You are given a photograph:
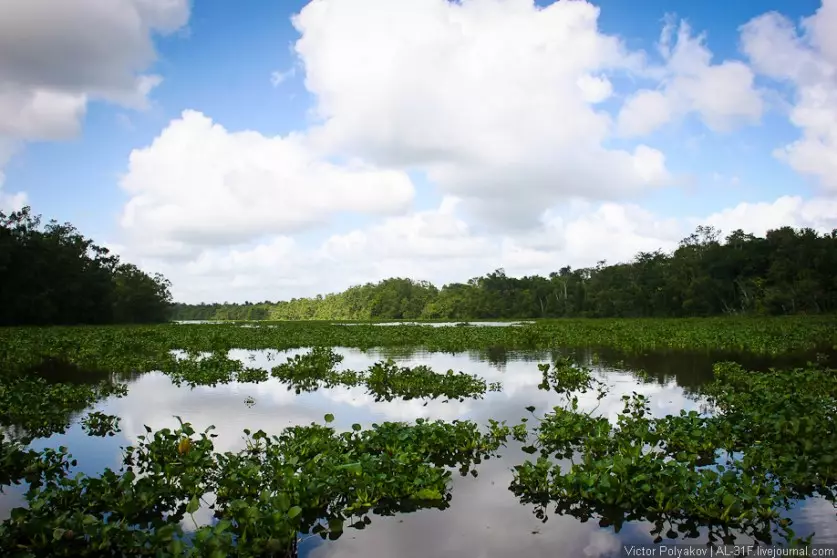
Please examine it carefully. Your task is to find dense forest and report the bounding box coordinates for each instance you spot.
[172,225,837,321]
[0,207,172,325]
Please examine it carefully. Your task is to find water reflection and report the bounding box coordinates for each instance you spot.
[2,346,835,555]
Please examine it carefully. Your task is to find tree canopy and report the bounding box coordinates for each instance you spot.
[0,206,172,326]
[172,225,837,321]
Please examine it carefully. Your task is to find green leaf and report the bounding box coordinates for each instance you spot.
[339,462,362,475]
[288,506,302,519]
[413,488,443,500]
[352,423,362,431]
[186,495,200,514]
[324,413,335,423]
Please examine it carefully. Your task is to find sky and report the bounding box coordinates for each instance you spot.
[1,0,836,304]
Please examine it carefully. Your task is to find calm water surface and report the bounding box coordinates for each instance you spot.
[3,346,835,557]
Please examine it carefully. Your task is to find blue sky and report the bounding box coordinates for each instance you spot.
[1,0,835,302]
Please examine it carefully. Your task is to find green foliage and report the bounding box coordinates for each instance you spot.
[0,318,832,381]
[0,206,172,326]
[267,348,491,401]
[509,358,837,546]
[269,347,357,392]
[1,321,836,552]
[364,360,488,402]
[0,416,514,556]
[172,226,837,321]
[0,375,127,443]
[80,412,122,438]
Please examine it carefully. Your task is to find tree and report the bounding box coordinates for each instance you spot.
[171,224,837,321]
[0,206,173,325]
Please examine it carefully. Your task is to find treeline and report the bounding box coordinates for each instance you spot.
[171,225,837,321]
[0,207,172,326]
[170,301,274,321]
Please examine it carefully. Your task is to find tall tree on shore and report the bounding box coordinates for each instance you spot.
[0,206,172,326]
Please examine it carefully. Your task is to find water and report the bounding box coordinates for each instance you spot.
[3,347,835,556]
[335,321,536,327]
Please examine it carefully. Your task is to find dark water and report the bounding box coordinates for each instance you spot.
[2,346,835,557]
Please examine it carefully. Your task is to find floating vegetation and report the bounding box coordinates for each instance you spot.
[0,376,127,443]
[80,412,121,438]
[0,415,514,556]
[1,318,836,554]
[268,348,492,402]
[269,347,361,392]
[509,358,837,546]
[364,360,487,402]
[1,317,835,378]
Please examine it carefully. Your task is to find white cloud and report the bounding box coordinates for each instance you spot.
[270,68,296,87]
[703,195,837,237]
[617,19,763,136]
[0,190,27,214]
[293,0,670,229]
[741,1,837,192]
[104,0,836,303]
[0,140,26,213]
[0,0,190,205]
[0,0,189,140]
[617,90,674,137]
[322,196,493,264]
[119,110,415,254]
[138,189,837,304]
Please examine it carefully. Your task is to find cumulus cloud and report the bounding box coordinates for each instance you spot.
[0,190,27,214]
[137,189,837,304]
[0,0,190,206]
[740,0,837,191]
[0,140,26,213]
[702,195,837,237]
[119,110,415,254]
[0,0,190,140]
[292,0,670,228]
[617,19,763,136]
[105,0,837,303]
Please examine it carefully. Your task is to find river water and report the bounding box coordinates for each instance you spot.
[3,345,835,557]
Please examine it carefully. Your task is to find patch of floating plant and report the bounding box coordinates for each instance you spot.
[152,347,498,404]
[162,350,268,388]
[268,347,497,402]
[0,375,127,443]
[0,414,516,556]
[1,317,835,379]
[363,359,495,402]
[80,412,122,438]
[269,347,363,392]
[508,357,837,546]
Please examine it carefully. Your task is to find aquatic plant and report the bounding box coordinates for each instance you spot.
[80,412,121,438]
[509,358,837,546]
[0,318,835,553]
[1,317,834,379]
[0,415,514,556]
[0,376,127,443]
[364,359,488,402]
